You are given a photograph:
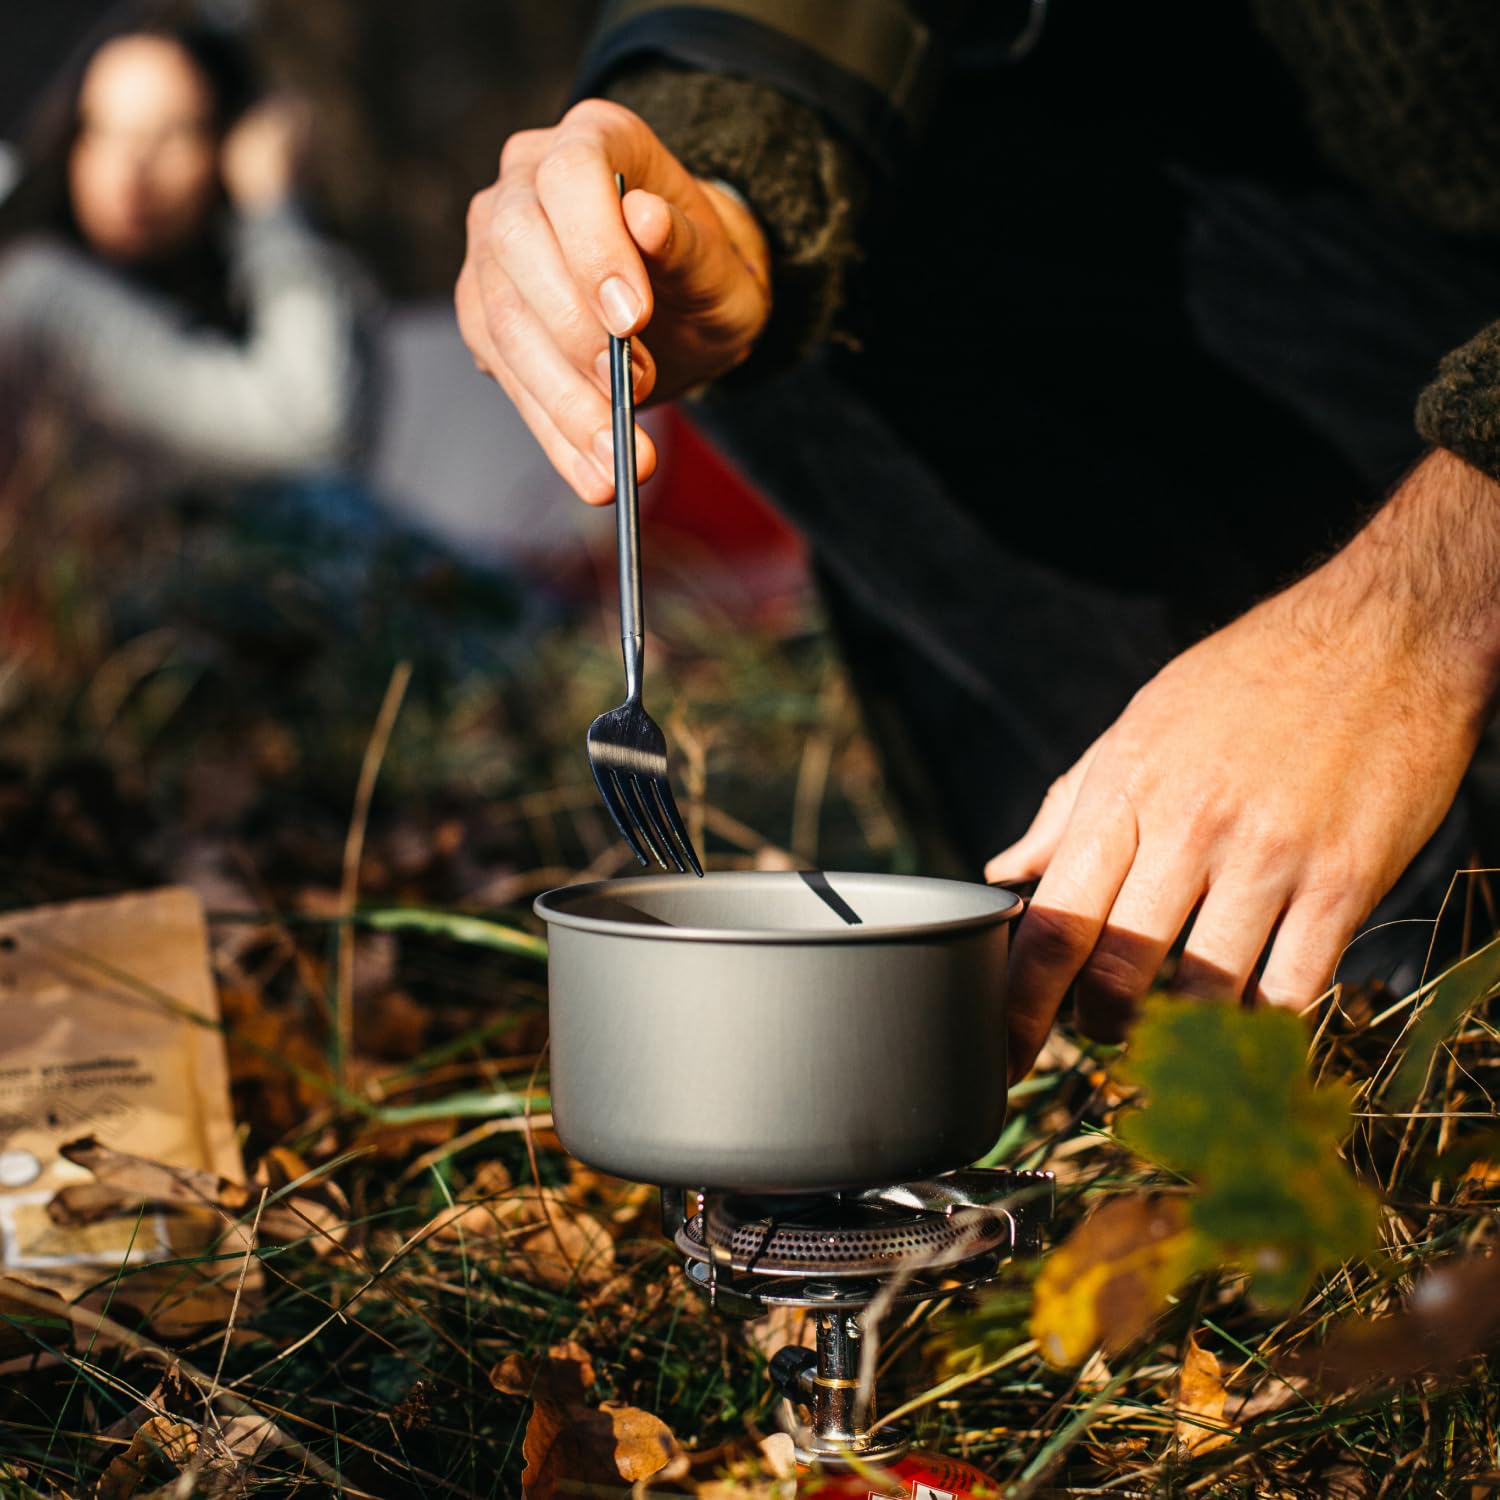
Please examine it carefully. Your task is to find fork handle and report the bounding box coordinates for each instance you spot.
[611,172,645,698]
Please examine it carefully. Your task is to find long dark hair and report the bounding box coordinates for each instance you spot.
[0,4,263,326]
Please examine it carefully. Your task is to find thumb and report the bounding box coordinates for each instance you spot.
[623,186,768,338]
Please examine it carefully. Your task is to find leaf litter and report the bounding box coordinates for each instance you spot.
[4,476,1500,1493]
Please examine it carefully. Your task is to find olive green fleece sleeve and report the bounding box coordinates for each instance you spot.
[604,64,866,378]
[1416,321,1500,482]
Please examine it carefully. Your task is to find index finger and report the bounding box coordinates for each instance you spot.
[531,99,698,337]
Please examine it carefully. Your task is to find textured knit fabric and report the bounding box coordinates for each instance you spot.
[605,65,861,377]
[596,4,1500,481]
[1252,0,1500,238]
[1416,321,1500,479]
[0,204,373,480]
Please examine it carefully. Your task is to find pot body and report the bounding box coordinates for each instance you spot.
[533,871,1020,1192]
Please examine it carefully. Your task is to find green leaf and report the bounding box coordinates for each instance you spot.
[1117,997,1380,1307]
[1385,930,1500,1108]
[360,906,548,961]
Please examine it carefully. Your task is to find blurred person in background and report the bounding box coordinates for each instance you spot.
[0,16,372,485]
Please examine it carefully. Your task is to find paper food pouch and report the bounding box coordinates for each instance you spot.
[0,887,249,1327]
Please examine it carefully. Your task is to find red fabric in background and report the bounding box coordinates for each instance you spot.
[637,405,808,616]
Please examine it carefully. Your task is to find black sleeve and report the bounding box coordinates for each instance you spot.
[579,1,976,376]
[578,0,962,180]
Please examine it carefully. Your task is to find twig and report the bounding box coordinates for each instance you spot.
[338,660,413,1090]
[0,1280,340,1485]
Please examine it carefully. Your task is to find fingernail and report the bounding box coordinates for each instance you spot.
[593,428,615,470]
[599,276,641,336]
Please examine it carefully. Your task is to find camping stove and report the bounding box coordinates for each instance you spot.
[663,1168,1053,1494]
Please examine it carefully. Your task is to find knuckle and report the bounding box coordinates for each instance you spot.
[476,273,527,346]
[552,295,599,351]
[561,97,634,137]
[534,138,601,193]
[551,381,603,440]
[1078,944,1150,1005]
[498,128,543,177]
[465,185,495,240]
[1177,788,1229,845]
[489,201,536,262]
[1018,904,1097,970]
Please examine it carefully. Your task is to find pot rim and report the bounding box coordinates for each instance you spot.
[533,870,1023,946]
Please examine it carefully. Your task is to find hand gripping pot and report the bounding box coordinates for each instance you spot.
[533,871,1022,1193]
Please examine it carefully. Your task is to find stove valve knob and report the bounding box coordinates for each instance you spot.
[768,1345,818,1403]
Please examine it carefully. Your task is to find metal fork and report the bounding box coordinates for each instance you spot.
[585,176,704,876]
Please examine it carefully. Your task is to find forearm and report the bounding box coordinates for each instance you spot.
[1289,447,1500,730]
[0,213,371,479]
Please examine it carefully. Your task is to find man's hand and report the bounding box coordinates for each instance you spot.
[987,449,1500,1080]
[456,100,771,504]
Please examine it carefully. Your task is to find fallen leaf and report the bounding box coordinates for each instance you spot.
[1175,1331,1234,1456]
[0,1276,69,1362]
[355,985,429,1060]
[96,1417,197,1499]
[491,1341,596,1401]
[1118,998,1380,1306]
[1289,1253,1500,1392]
[219,984,331,1138]
[516,1209,614,1292]
[1030,1194,1206,1368]
[351,1114,457,1161]
[744,1304,813,1364]
[60,1137,240,1213]
[463,1160,514,1199]
[205,1413,284,1473]
[520,1397,684,1499]
[427,1187,614,1291]
[56,1137,349,1257]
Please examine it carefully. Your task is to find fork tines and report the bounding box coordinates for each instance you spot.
[587,711,703,876]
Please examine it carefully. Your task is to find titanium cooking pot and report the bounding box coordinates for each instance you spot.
[533,870,1022,1193]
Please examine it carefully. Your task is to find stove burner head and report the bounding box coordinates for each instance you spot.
[680,1192,1013,1279]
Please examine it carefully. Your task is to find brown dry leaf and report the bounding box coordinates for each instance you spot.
[520,1398,685,1499]
[1224,1371,1309,1424]
[351,1114,457,1161]
[219,984,331,1138]
[251,1149,352,1254]
[355,986,430,1060]
[56,1137,350,1257]
[516,1209,615,1292]
[1174,1331,1235,1456]
[428,1186,615,1291]
[491,1341,597,1401]
[695,1434,798,1499]
[60,1137,243,1212]
[0,1276,69,1362]
[463,1160,514,1199]
[1461,1159,1500,1191]
[204,1413,284,1474]
[743,1304,814,1364]
[96,1417,197,1499]
[1289,1253,1500,1392]
[1030,1194,1206,1368]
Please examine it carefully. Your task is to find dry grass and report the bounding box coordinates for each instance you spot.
[1,463,1498,1497]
